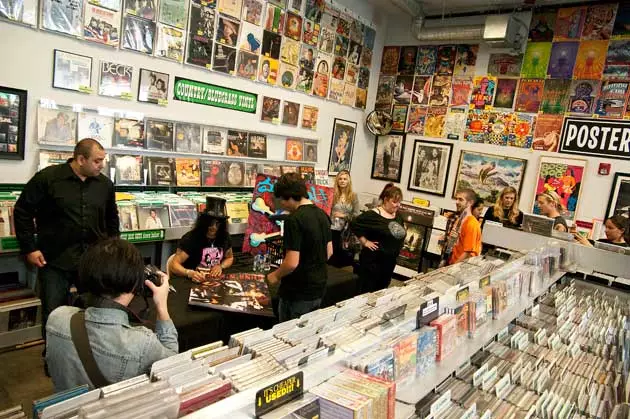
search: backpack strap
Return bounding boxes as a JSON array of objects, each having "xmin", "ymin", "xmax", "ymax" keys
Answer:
[{"xmin": 70, "ymin": 311, "xmax": 110, "ymax": 388}]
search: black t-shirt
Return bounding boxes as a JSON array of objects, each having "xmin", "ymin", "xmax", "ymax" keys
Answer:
[
  {"xmin": 553, "ymin": 216, "xmax": 568, "ymax": 231},
  {"xmin": 279, "ymin": 204, "xmax": 332, "ymax": 301},
  {"xmin": 178, "ymin": 230, "xmax": 232, "ymax": 270},
  {"xmin": 351, "ymin": 210, "xmax": 406, "ymax": 258},
  {"xmin": 483, "ymin": 208, "xmax": 524, "ymax": 228},
  {"xmin": 596, "ymin": 238, "xmax": 629, "ymax": 247}
]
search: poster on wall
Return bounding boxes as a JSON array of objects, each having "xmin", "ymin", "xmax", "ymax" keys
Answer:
[
  {"xmin": 0, "ymin": 86, "xmax": 27, "ymax": 160},
  {"xmin": 453, "ymin": 150, "xmax": 527, "ymax": 205},
  {"xmin": 605, "ymin": 172, "xmax": 630, "ymax": 219},
  {"xmin": 487, "ymin": 53, "xmax": 523, "ymax": 77},
  {"xmin": 370, "ymin": 134, "xmax": 405, "ymax": 182},
  {"xmin": 559, "ymin": 117, "xmax": 630, "ymax": 161},
  {"xmin": 396, "ymin": 204, "xmax": 435, "ymax": 271},
  {"xmin": 407, "ymin": 139, "xmax": 452, "ymax": 197},
  {"xmin": 327, "ymin": 118, "xmax": 356, "ymax": 176},
  {"xmin": 521, "ymin": 42, "xmax": 552, "ymax": 78},
  {"xmin": 532, "ymin": 156, "xmax": 587, "ymax": 222},
  {"xmin": 532, "ymin": 114, "xmax": 563, "ymax": 152}
]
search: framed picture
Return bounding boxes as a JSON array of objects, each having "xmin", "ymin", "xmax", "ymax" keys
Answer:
[
  {"xmin": 407, "ymin": 139, "xmax": 453, "ymax": 197},
  {"xmin": 532, "ymin": 156, "xmax": 587, "ymax": 222},
  {"xmin": 52, "ymin": 50, "xmax": 93, "ymax": 92},
  {"xmin": 327, "ymin": 118, "xmax": 356, "ymax": 176},
  {"xmin": 454, "ymin": 150, "xmax": 527, "ymax": 205},
  {"xmin": 370, "ymin": 134, "xmax": 406, "ymax": 182},
  {"xmin": 605, "ymin": 172, "xmax": 630, "ymax": 219},
  {"xmin": 137, "ymin": 68, "xmax": 169, "ymax": 104},
  {"xmin": 0, "ymin": 86, "xmax": 27, "ymax": 160}
]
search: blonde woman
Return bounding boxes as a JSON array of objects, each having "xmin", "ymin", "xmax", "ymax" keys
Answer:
[
  {"xmin": 330, "ymin": 170, "xmax": 359, "ymax": 267},
  {"xmin": 483, "ymin": 187, "xmax": 524, "ymax": 228},
  {"xmin": 536, "ymin": 191, "xmax": 568, "ymax": 232}
]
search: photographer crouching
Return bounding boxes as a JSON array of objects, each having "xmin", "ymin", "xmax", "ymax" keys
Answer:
[{"xmin": 46, "ymin": 238, "xmax": 178, "ymax": 392}]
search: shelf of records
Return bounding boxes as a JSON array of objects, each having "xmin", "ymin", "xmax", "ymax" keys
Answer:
[
  {"xmin": 20, "ymin": 245, "xmax": 598, "ymax": 419},
  {"xmin": 1, "ymin": 0, "xmax": 376, "ymax": 109}
]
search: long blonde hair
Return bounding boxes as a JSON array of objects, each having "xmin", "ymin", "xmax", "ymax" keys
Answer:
[
  {"xmin": 493, "ymin": 187, "xmax": 521, "ymax": 224},
  {"xmin": 333, "ymin": 170, "xmax": 356, "ymax": 204},
  {"xmin": 537, "ymin": 190, "xmax": 565, "ymax": 213}
]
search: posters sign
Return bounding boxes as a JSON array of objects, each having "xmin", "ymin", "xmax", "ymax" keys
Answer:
[{"xmin": 559, "ymin": 117, "xmax": 630, "ymax": 160}]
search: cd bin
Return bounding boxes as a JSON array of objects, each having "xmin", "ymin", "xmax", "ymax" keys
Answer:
[{"xmin": 0, "ymin": 297, "xmax": 42, "ymax": 348}]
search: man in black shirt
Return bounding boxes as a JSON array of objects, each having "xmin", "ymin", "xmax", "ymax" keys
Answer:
[
  {"xmin": 14, "ymin": 138, "xmax": 119, "ymax": 339},
  {"xmin": 267, "ymin": 173, "xmax": 332, "ymax": 321}
]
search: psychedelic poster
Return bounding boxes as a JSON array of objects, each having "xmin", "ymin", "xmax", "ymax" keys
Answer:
[
  {"xmin": 411, "ymin": 75, "xmax": 432, "ymax": 105},
  {"xmin": 429, "ymin": 76, "xmax": 452, "ymax": 107},
  {"xmin": 493, "ymin": 78, "xmax": 518, "ymax": 109},
  {"xmin": 485, "ymin": 111, "xmax": 511, "ymax": 146},
  {"xmin": 450, "ymin": 77, "xmax": 472, "ymax": 107},
  {"xmin": 376, "ymin": 75, "xmax": 396, "ymax": 106},
  {"xmin": 393, "ymin": 75, "xmax": 414, "ymax": 104},
  {"xmin": 469, "ymin": 76, "xmax": 496, "ymax": 110},
  {"xmin": 415, "ymin": 46, "xmax": 437, "ymax": 75},
  {"xmin": 581, "ymin": 3, "xmax": 617, "ymax": 40},
  {"xmin": 398, "ymin": 46, "xmax": 418, "ymax": 75},
  {"xmin": 424, "ymin": 107, "xmax": 447, "ymax": 138},
  {"xmin": 568, "ymin": 79, "xmax": 600, "ymax": 115},
  {"xmin": 573, "ymin": 40, "xmax": 609, "ymax": 79},
  {"xmin": 453, "ymin": 44, "xmax": 478, "ymax": 76},
  {"xmin": 593, "ymin": 80, "xmax": 629, "ymax": 119},
  {"xmin": 515, "ymin": 79, "xmax": 544, "ymax": 113},
  {"xmin": 529, "ymin": 10, "xmax": 556, "ymax": 41},
  {"xmin": 487, "ymin": 53, "xmax": 523, "ymax": 77},
  {"xmin": 406, "ymin": 105, "xmax": 427, "ymax": 134},
  {"xmin": 380, "ymin": 46, "xmax": 400, "ymax": 74},
  {"xmin": 464, "ymin": 110, "xmax": 489, "ymax": 144},
  {"xmin": 443, "ymin": 108, "xmax": 467, "ymax": 140},
  {"xmin": 533, "ymin": 157, "xmax": 586, "ymax": 222},
  {"xmin": 391, "ymin": 104, "xmax": 408, "ymax": 132},
  {"xmin": 508, "ymin": 113, "xmax": 536, "ymax": 149},
  {"xmin": 547, "ymin": 41, "xmax": 579, "ymax": 79},
  {"xmin": 540, "ymin": 79, "xmax": 571, "ymax": 114},
  {"xmin": 612, "ymin": 3, "xmax": 630, "ymax": 40},
  {"xmin": 532, "ymin": 114, "xmax": 563, "ymax": 152},
  {"xmin": 436, "ymin": 45, "xmax": 456, "ymax": 76},
  {"xmin": 521, "ymin": 42, "xmax": 552, "ymax": 78},
  {"xmin": 603, "ymin": 40, "xmax": 630, "ymax": 79},
  {"xmin": 554, "ymin": 7, "xmax": 586, "ymax": 41}
]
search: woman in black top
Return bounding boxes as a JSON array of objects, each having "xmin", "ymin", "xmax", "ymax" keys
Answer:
[
  {"xmin": 536, "ymin": 191, "xmax": 568, "ymax": 232},
  {"xmin": 351, "ymin": 184, "xmax": 406, "ymax": 293},
  {"xmin": 168, "ymin": 197, "xmax": 234, "ymax": 282},
  {"xmin": 483, "ymin": 187, "xmax": 524, "ymax": 228},
  {"xmin": 574, "ymin": 215, "xmax": 629, "ymax": 248}
]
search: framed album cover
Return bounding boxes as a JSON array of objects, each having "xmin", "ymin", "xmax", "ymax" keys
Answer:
[
  {"xmin": 407, "ymin": 139, "xmax": 453, "ymax": 197},
  {"xmin": 605, "ymin": 172, "xmax": 630, "ymax": 219},
  {"xmin": 370, "ymin": 134, "xmax": 406, "ymax": 183},
  {"xmin": 138, "ymin": 68, "xmax": 169, "ymax": 104},
  {"xmin": 52, "ymin": 50, "xmax": 93, "ymax": 93},
  {"xmin": 0, "ymin": 86, "xmax": 27, "ymax": 160},
  {"xmin": 99, "ymin": 61, "xmax": 133, "ymax": 98},
  {"xmin": 327, "ymin": 118, "xmax": 356, "ymax": 176}
]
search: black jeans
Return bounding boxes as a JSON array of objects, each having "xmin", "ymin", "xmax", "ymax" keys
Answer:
[
  {"xmin": 39, "ymin": 265, "xmax": 76, "ymax": 339},
  {"xmin": 357, "ymin": 251, "xmax": 396, "ymax": 294},
  {"xmin": 278, "ymin": 298, "xmax": 322, "ymax": 322},
  {"xmin": 329, "ymin": 230, "xmax": 353, "ymax": 268}
]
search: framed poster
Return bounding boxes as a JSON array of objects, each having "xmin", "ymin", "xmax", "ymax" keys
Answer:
[
  {"xmin": 532, "ymin": 155, "xmax": 587, "ymax": 222},
  {"xmin": 605, "ymin": 172, "xmax": 630, "ymax": 219},
  {"xmin": 0, "ymin": 86, "xmax": 27, "ymax": 160},
  {"xmin": 407, "ymin": 139, "xmax": 453, "ymax": 197},
  {"xmin": 371, "ymin": 134, "xmax": 405, "ymax": 182},
  {"xmin": 138, "ymin": 68, "xmax": 169, "ymax": 104},
  {"xmin": 327, "ymin": 118, "xmax": 356, "ymax": 176},
  {"xmin": 453, "ymin": 150, "xmax": 527, "ymax": 205},
  {"xmin": 52, "ymin": 50, "xmax": 93, "ymax": 93}
]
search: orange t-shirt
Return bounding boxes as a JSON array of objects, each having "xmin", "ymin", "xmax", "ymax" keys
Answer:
[{"xmin": 449, "ymin": 215, "xmax": 482, "ymax": 265}]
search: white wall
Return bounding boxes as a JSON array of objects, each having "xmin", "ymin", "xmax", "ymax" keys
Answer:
[
  {"xmin": 349, "ymin": 12, "xmax": 630, "ymax": 222},
  {"xmin": 0, "ymin": 0, "xmax": 388, "ymax": 183}
]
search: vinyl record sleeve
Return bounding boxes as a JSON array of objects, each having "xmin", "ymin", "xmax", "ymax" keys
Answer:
[
  {"xmin": 241, "ymin": 0, "xmax": 263, "ymax": 26},
  {"xmin": 147, "ymin": 157, "xmax": 175, "ymax": 185},
  {"xmin": 114, "ymin": 118, "xmax": 145, "ymax": 148},
  {"xmin": 125, "ymin": 0, "xmax": 156, "ymax": 20},
  {"xmin": 175, "ymin": 122, "xmax": 202, "ymax": 153},
  {"xmin": 236, "ymin": 51, "xmax": 259, "ymax": 80},
  {"xmin": 83, "ymin": 4, "xmax": 121, "ymax": 46},
  {"xmin": 114, "ymin": 154, "xmax": 144, "ymax": 185},
  {"xmin": 77, "ymin": 112, "xmax": 114, "ymax": 147},
  {"xmin": 202, "ymin": 127, "xmax": 227, "ymax": 154},
  {"xmin": 37, "ymin": 107, "xmax": 77, "ymax": 145},
  {"xmin": 1, "ymin": 0, "xmax": 38, "ymax": 25},
  {"xmin": 247, "ymin": 133, "xmax": 267, "ymax": 158},
  {"xmin": 188, "ymin": 274, "xmax": 273, "ymax": 317},
  {"xmin": 145, "ymin": 119, "xmax": 174, "ymax": 150},
  {"xmin": 98, "ymin": 61, "xmax": 133, "ymax": 98},
  {"xmin": 156, "ymin": 23, "xmax": 185, "ymax": 62},
  {"xmin": 175, "ymin": 158, "xmax": 201, "ymax": 186},
  {"xmin": 159, "ymin": 0, "xmax": 187, "ymax": 28},
  {"xmin": 117, "ymin": 202, "xmax": 139, "ymax": 231},
  {"xmin": 41, "ymin": 0, "xmax": 82, "ymax": 36},
  {"xmin": 122, "ymin": 15, "xmax": 155, "ymax": 54},
  {"xmin": 212, "ymin": 44, "xmax": 237, "ymax": 74}
]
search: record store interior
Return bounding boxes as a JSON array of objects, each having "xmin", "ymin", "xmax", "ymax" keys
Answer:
[{"xmin": 3, "ymin": 0, "xmax": 630, "ymax": 417}]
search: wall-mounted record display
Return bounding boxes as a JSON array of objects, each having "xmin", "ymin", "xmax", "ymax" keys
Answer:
[
  {"xmin": 78, "ymin": 112, "xmax": 115, "ymax": 148},
  {"xmin": 99, "ymin": 61, "xmax": 133, "ymax": 98},
  {"xmin": 138, "ymin": 68, "xmax": 169, "ymax": 104},
  {"xmin": 41, "ymin": 0, "xmax": 82, "ymax": 36},
  {"xmin": 114, "ymin": 154, "xmax": 144, "ymax": 184},
  {"xmin": 159, "ymin": 0, "xmax": 187, "ymax": 29},
  {"xmin": 202, "ymin": 127, "xmax": 227, "ymax": 155},
  {"xmin": 37, "ymin": 107, "xmax": 77, "ymax": 145},
  {"xmin": 145, "ymin": 118, "xmax": 174, "ymax": 150},
  {"xmin": 247, "ymin": 133, "xmax": 267, "ymax": 158},
  {"xmin": 156, "ymin": 23, "xmax": 185, "ymax": 62},
  {"xmin": 0, "ymin": 86, "xmax": 27, "ymax": 160},
  {"xmin": 122, "ymin": 15, "xmax": 156, "ymax": 54},
  {"xmin": 114, "ymin": 117, "xmax": 145, "ymax": 148},
  {"xmin": 147, "ymin": 156, "xmax": 175, "ymax": 185},
  {"xmin": 175, "ymin": 122, "xmax": 202, "ymax": 153},
  {"xmin": 125, "ymin": 0, "xmax": 157, "ymax": 20},
  {"xmin": 52, "ymin": 50, "xmax": 93, "ymax": 93},
  {"xmin": 84, "ymin": 5, "xmax": 121, "ymax": 47}
]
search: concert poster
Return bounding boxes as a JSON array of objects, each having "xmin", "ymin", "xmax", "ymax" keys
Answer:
[{"xmin": 514, "ymin": 79, "xmax": 544, "ymax": 113}]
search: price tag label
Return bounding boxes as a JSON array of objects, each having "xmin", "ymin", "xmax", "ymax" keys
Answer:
[
  {"xmin": 120, "ymin": 92, "xmax": 133, "ymax": 101},
  {"xmin": 157, "ymin": 98, "xmax": 168, "ymax": 107},
  {"xmin": 78, "ymin": 85, "xmax": 93, "ymax": 94},
  {"xmin": 255, "ymin": 372, "xmax": 304, "ymax": 417}
]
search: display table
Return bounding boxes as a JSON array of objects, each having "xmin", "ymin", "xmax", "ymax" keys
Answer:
[{"xmin": 131, "ymin": 263, "xmax": 357, "ymax": 351}]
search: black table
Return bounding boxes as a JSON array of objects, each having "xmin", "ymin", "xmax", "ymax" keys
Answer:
[{"xmin": 131, "ymin": 261, "xmax": 357, "ymax": 351}]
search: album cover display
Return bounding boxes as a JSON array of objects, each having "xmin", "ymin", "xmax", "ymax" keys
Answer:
[
  {"xmin": 217, "ymin": 0, "xmax": 242, "ymax": 19},
  {"xmin": 114, "ymin": 118, "xmax": 145, "ymax": 148},
  {"xmin": 279, "ymin": 62, "xmax": 298, "ymax": 89},
  {"xmin": 125, "ymin": 0, "xmax": 156, "ymax": 20},
  {"xmin": 118, "ymin": 202, "xmax": 139, "ymax": 231},
  {"xmin": 187, "ymin": 38, "xmax": 214, "ymax": 68},
  {"xmin": 241, "ymin": 0, "xmax": 263, "ymax": 26},
  {"xmin": 225, "ymin": 161, "xmax": 245, "ymax": 186},
  {"xmin": 303, "ymin": 141, "xmax": 317, "ymax": 162},
  {"xmin": 328, "ymin": 77, "xmax": 343, "ymax": 103},
  {"xmin": 247, "ymin": 133, "xmax": 267, "ymax": 158},
  {"xmin": 282, "ymin": 101, "xmax": 299, "ymax": 126},
  {"xmin": 156, "ymin": 23, "xmax": 185, "ymax": 62},
  {"xmin": 302, "ymin": 19, "xmax": 320, "ymax": 46},
  {"xmin": 345, "ymin": 64, "xmax": 358, "ymax": 84},
  {"xmin": 261, "ymin": 96, "xmax": 281, "ymax": 122},
  {"xmin": 41, "ymin": 0, "xmax": 82, "ymax": 36},
  {"xmin": 202, "ymin": 127, "xmax": 227, "ymax": 155},
  {"xmin": 176, "ymin": 158, "xmax": 201, "ymax": 186},
  {"xmin": 258, "ymin": 57, "xmax": 279, "ymax": 85},
  {"xmin": 236, "ymin": 51, "xmax": 259, "ymax": 80},
  {"xmin": 0, "ymin": 0, "xmax": 37, "ymax": 25},
  {"xmin": 39, "ymin": 151, "xmax": 73, "ymax": 169},
  {"xmin": 159, "ymin": 0, "xmax": 187, "ymax": 28},
  {"xmin": 37, "ymin": 107, "xmax": 77, "ymax": 145},
  {"xmin": 189, "ymin": 274, "xmax": 273, "ymax": 317},
  {"xmin": 77, "ymin": 112, "xmax": 114, "ymax": 147},
  {"xmin": 216, "ymin": 14, "xmax": 240, "ymax": 47},
  {"xmin": 147, "ymin": 157, "xmax": 175, "ymax": 185},
  {"xmin": 114, "ymin": 154, "xmax": 143, "ymax": 184},
  {"xmin": 168, "ymin": 203, "xmax": 197, "ymax": 227},
  {"xmin": 175, "ymin": 122, "xmax": 202, "ymax": 153},
  {"xmin": 186, "ymin": 3, "xmax": 215, "ymax": 67},
  {"xmin": 238, "ymin": 21, "xmax": 262, "ymax": 53},
  {"xmin": 99, "ymin": 61, "xmax": 133, "ymax": 98},
  {"xmin": 53, "ymin": 50, "xmax": 92, "ymax": 92},
  {"xmin": 355, "ymin": 88, "xmax": 367, "ymax": 109},
  {"xmin": 226, "ymin": 130, "xmax": 247, "ymax": 156},
  {"xmin": 145, "ymin": 119, "xmax": 174, "ymax": 150},
  {"xmin": 122, "ymin": 15, "xmax": 156, "ymax": 54},
  {"xmin": 137, "ymin": 205, "xmax": 169, "ymax": 230},
  {"xmin": 201, "ymin": 160, "xmax": 227, "ymax": 186},
  {"xmin": 285, "ymin": 138, "xmax": 303, "ymax": 161},
  {"xmin": 285, "ymin": 11, "xmax": 302, "ymax": 41},
  {"xmin": 138, "ymin": 68, "xmax": 169, "ymax": 103},
  {"xmin": 84, "ymin": 5, "xmax": 121, "ymax": 47},
  {"xmin": 280, "ymin": 37, "xmax": 300, "ymax": 66},
  {"xmin": 341, "ymin": 83, "xmax": 356, "ymax": 107},
  {"xmin": 212, "ymin": 44, "xmax": 237, "ymax": 74},
  {"xmin": 264, "ymin": 3, "xmax": 284, "ymax": 34},
  {"xmin": 261, "ymin": 30, "xmax": 282, "ymax": 60}
]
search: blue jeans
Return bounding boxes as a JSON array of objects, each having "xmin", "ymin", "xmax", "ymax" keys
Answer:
[{"xmin": 278, "ymin": 298, "xmax": 322, "ymax": 322}]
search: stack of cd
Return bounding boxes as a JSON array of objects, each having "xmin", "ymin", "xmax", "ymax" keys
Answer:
[
  {"xmin": 0, "ymin": 406, "xmax": 26, "ymax": 419},
  {"xmin": 219, "ymin": 356, "xmax": 286, "ymax": 392}
]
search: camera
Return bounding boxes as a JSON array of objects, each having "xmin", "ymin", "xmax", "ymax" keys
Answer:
[{"xmin": 141, "ymin": 264, "xmax": 163, "ymax": 297}]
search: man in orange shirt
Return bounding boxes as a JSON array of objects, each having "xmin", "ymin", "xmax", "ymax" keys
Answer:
[{"xmin": 449, "ymin": 189, "xmax": 482, "ymax": 265}]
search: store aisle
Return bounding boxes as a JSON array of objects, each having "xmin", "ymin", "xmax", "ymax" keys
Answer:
[{"xmin": 0, "ymin": 344, "xmax": 53, "ymax": 417}]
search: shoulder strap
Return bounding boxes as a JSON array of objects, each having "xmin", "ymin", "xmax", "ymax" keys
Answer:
[{"xmin": 70, "ymin": 311, "xmax": 110, "ymax": 388}]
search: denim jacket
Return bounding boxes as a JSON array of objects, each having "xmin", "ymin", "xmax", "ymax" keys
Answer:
[{"xmin": 46, "ymin": 306, "xmax": 178, "ymax": 392}]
